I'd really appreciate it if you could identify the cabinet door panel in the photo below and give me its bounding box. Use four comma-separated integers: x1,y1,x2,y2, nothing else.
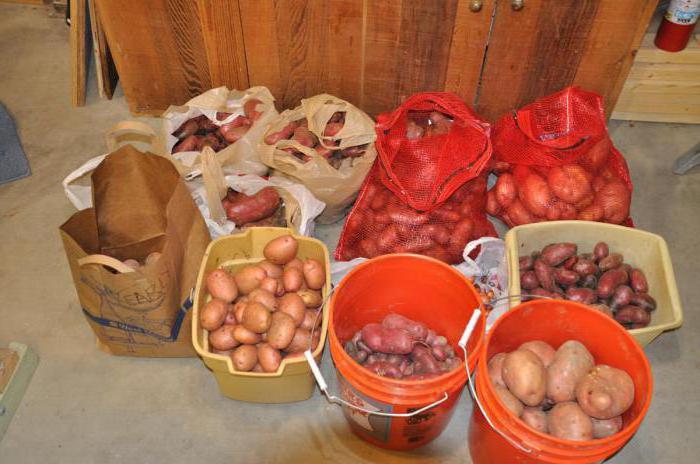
477,0,656,121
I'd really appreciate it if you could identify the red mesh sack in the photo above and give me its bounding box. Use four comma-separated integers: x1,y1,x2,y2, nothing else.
486,87,633,227
335,92,496,264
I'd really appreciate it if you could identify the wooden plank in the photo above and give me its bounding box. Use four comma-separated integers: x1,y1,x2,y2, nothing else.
0,344,39,442
87,0,118,99
444,0,496,108
617,80,700,95
0,0,45,5
70,0,89,107
363,0,470,116
477,0,656,121
96,0,232,114
611,111,700,125
634,33,700,64
239,0,364,110
196,0,249,89
626,62,700,82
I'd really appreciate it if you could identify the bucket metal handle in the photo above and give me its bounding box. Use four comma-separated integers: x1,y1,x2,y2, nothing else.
304,286,450,418
305,350,449,417
460,294,557,455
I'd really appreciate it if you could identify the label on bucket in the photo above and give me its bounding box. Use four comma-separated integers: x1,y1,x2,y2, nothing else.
338,377,392,443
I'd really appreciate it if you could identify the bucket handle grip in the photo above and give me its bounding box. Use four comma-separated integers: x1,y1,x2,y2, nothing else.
461,300,540,455
304,350,449,417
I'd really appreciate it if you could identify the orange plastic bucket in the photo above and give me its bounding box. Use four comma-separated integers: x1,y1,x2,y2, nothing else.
328,254,485,450
468,299,653,463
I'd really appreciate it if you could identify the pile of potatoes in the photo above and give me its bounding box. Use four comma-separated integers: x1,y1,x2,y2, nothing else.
171,99,263,153
405,111,454,139
264,112,368,169
344,314,461,380
489,340,635,441
520,242,656,329
199,235,326,373
122,251,161,271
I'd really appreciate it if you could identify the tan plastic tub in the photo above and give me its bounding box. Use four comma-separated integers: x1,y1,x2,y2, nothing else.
505,221,683,346
192,227,330,403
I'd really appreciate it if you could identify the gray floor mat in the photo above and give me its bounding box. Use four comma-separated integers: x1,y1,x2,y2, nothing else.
0,102,31,185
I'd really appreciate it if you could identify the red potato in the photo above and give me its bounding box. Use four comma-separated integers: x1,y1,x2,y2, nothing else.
548,402,593,441
223,187,280,226
376,224,401,252
233,325,261,344
577,204,604,222
597,268,629,299
521,407,549,434
285,327,314,353
590,303,613,318
282,267,304,293
592,416,623,439
284,258,304,271
200,299,229,331
264,121,298,145
248,288,277,311
447,218,473,255
206,269,238,303
243,98,264,121
486,190,502,216
382,313,428,341
521,271,540,290
495,173,517,208
411,345,441,374
562,255,578,270
596,182,631,224
545,201,563,221
231,345,258,372
520,255,535,272
219,125,250,144
573,259,598,277
172,117,201,139
541,243,578,266
302,259,326,290
323,122,344,137
259,277,281,296
495,384,525,418
593,242,609,261
554,268,579,287
502,349,547,406
574,192,595,211
341,145,366,158
172,134,199,153
581,138,611,171
614,306,651,328
519,341,556,368
292,126,318,148
547,165,592,204
257,343,282,373
300,309,322,332
565,287,597,305
208,325,239,351
386,205,429,226
430,207,461,223
546,340,594,403
234,265,266,294
297,289,322,308
223,307,237,325
559,202,578,220
241,302,272,334
519,173,553,217
610,285,634,309
357,238,380,258
263,235,299,265
598,253,623,271
506,199,536,226
488,353,507,388
630,293,656,312
396,235,434,254
406,120,425,140
267,311,297,350
145,252,161,266
534,259,556,292
629,269,649,293
361,323,414,354
232,298,248,322
278,293,306,326
576,365,634,419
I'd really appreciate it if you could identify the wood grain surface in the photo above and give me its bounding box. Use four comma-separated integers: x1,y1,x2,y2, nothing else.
477,0,656,121
87,0,118,99
70,0,89,107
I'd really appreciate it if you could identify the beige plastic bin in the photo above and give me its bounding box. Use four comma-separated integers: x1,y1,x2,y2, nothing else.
192,227,330,403
505,221,683,346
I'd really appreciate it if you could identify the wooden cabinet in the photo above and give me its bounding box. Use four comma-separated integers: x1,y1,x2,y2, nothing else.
97,0,656,120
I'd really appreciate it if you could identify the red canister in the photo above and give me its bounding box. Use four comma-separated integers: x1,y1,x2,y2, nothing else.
655,0,699,52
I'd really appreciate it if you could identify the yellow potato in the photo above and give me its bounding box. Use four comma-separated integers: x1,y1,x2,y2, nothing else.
231,345,258,371
502,349,547,407
241,302,272,334
278,293,306,326
263,235,298,265
257,343,282,373
234,265,265,294
302,259,326,290
200,299,229,331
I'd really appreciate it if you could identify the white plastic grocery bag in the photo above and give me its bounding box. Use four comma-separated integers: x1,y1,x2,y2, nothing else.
62,154,107,210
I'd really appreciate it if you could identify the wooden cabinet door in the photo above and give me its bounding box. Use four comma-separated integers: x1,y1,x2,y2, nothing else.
239,0,494,116
476,0,657,121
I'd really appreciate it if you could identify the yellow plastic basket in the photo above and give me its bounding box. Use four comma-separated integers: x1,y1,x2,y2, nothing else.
505,221,683,346
191,227,330,403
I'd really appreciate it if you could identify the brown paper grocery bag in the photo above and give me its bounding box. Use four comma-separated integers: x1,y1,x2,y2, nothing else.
59,146,210,357
259,94,377,223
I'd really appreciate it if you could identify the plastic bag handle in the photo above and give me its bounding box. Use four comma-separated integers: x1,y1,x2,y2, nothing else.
78,254,136,274
105,120,158,152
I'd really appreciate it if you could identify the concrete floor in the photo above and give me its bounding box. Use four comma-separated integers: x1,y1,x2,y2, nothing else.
1,4,699,463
